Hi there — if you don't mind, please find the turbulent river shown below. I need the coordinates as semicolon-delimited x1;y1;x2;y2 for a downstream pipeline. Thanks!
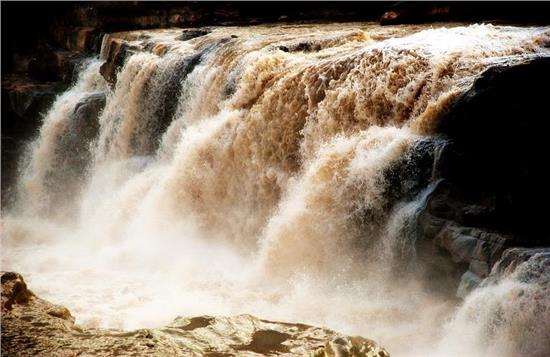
2;23;550;356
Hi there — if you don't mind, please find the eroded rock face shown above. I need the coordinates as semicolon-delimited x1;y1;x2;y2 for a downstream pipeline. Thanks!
99;38;135;85
379;2;550;25
1;272;389;357
70;92;106;144
413;57;550;299
175;28;212;41
489;248;550;284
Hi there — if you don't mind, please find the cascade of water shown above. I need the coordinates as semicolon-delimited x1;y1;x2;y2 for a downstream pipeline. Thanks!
3;23;549;357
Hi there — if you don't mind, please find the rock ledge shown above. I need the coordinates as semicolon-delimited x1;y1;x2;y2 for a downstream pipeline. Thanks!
1;272;389;357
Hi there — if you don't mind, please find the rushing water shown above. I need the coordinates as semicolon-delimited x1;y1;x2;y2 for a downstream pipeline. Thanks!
2;23;550;356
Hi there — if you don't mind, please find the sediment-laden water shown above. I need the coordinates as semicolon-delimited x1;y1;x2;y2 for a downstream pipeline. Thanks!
3;23;549;356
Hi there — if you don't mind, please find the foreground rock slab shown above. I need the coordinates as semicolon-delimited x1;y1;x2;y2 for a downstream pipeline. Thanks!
1;272;389;356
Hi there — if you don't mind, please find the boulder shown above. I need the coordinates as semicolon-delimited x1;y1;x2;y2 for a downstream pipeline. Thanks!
39;91;107;210
1;272;34;310
99;38;134;84
175;28;211;41
434;224;512;277
71;91;106;142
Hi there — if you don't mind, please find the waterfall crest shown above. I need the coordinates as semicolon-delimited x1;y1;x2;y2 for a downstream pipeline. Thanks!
3;23;549;357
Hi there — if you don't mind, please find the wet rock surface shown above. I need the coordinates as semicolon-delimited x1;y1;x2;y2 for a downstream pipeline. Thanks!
1;272;389;357
70;92;106;142
99;38;135;85
413;57;550;298
489;248;550;284
176;28;212;42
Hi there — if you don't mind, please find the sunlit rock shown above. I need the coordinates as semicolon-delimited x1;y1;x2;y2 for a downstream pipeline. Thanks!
1;272;389;357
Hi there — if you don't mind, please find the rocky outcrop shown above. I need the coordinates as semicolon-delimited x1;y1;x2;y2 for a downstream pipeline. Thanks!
71;92;106;141
380;3;451;25
1;76;67;124
175;28;212;42
380;2;550;25
28;50;90;82
1;272;389;357
412;57;550;298
436;57;550;241
99;38;136;85
489;248;550;284
59;91;107;175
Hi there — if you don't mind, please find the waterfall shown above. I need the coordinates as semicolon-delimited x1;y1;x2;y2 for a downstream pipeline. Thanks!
3;23;549;356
